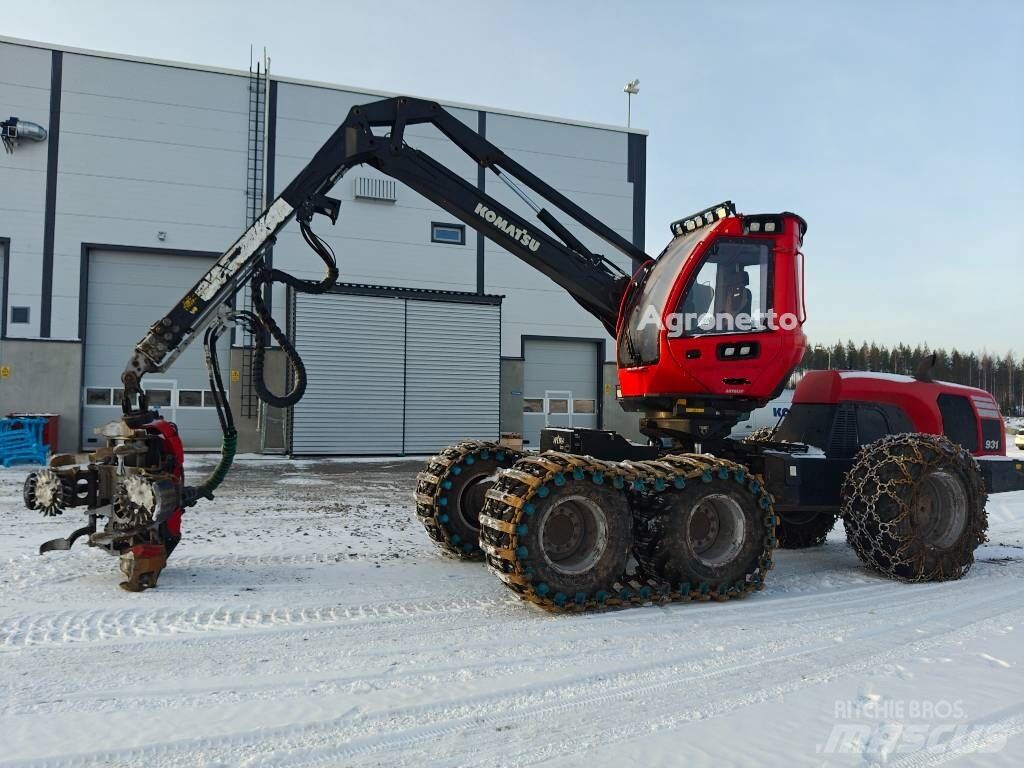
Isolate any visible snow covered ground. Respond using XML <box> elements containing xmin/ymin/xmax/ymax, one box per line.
<box><xmin>2</xmin><ymin>448</ymin><xmax>1023</xmax><ymax>767</ymax></box>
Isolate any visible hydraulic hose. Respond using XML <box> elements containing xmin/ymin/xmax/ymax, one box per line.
<box><xmin>184</xmin><ymin>218</ymin><xmax>337</xmax><ymax>506</ymax></box>
<box><xmin>249</xmin><ymin>220</ymin><xmax>338</xmax><ymax>408</ymax></box>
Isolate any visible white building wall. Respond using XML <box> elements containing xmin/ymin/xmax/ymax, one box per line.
<box><xmin>270</xmin><ymin>82</ymin><xmax>480</xmax><ymax>298</ymax></box>
<box><xmin>0</xmin><ymin>36</ymin><xmax>644</xmax><ymax>444</ymax></box>
<box><xmin>0</xmin><ymin>41</ymin><xmax>51</xmax><ymax>338</ymax></box>
<box><xmin>51</xmin><ymin>53</ymin><xmax>250</xmax><ymax>339</ymax></box>
<box><xmin>483</xmin><ymin>114</ymin><xmax>637</xmax><ymax>360</ymax></box>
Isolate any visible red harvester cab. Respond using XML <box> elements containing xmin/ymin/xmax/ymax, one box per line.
<box><xmin>616</xmin><ymin>202</ymin><xmax>808</xmax><ymax>444</ymax></box>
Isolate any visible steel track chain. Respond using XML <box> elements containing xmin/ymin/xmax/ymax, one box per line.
<box><xmin>414</xmin><ymin>440</ymin><xmax>524</xmax><ymax>560</ymax></box>
<box><xmin>478</xmin><ymin>451</ymin><xmax>778</xmax><ymax>612</ymax></box>
<box><xmin>841</xmin><ymin>433</ymin><xmax>988</xmax><ymax>582</ymax></box>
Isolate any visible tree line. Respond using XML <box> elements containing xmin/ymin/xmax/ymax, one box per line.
<box><xmin>798</xmin><ymin>341</ymin><xmax>1024</xmax><ymax>417</ymax></box>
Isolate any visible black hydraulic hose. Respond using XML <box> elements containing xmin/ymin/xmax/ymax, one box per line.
<box><xmin>184</xmin><ymin>218</ymin><xmax>337</xmax><ymax>507</ymax></box>
<box><xmin>249</xmin><ymin>220</ymin><xmax>338</xmax><ymax>409</ymax></box>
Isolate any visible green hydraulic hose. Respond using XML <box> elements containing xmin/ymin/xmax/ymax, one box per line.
<box><xmin>189</xmin><ymin>430</ymin><xmax>238</xmax><ymax>504</ymax></box>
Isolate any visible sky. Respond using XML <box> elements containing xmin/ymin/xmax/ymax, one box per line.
<box><xmin>6</xmin><ymin>0</ymin><xmax>1023</xmax><ymax>357</ymax></box>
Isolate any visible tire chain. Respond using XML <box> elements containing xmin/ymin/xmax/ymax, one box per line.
<box><xmin>478</xmin><ymin>451</ymin><xmax>778</xmax><ymax>612</ymax></box>
<box><xmin>414</xmin><ymin>440</ymin><xmax>524</xmax><ymax>560</ymax></box>
<box><xmin>841</xmin><ymin>433</ymin><xmax>988</xmax><ymax>582</ymax></box>
<box><xmin>744</xmin><ymin>426</ymin><xmax>779</xmax><ymax>444</ymax></box>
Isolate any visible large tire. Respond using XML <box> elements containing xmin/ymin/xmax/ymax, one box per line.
<box><xmin>775</xmin><ymin>511</ymin><xmax>836</xmax><ymax>549</ymax></box>
<box><xmin>842</xmin><ymin>433</ymin><xmax>987</xmax><ymax>582</ymax></box>
<box><xmin>415</xmin><ymin>441</ymin><xmax>522</xmax><ymax>560</ymax></box>
<box><xmin>514</xmin><ymin>481</ymin><xmax>633</xmax><ymax>601</ymax></box>
<box><xmin>634</xmin><ymin>469</ymin><xmax>776</xmax><ymax>595</ymax></box>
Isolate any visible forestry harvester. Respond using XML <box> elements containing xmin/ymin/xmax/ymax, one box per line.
<box><xmin>22</xmin><ymin>97</ymin><xmax>1024</xmax><ymax>602</ymax></box>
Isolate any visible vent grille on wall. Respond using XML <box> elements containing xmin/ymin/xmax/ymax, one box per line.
<box><xmin>354</xmin><ymin>176</ymin><xmax>398</xmax><ymax>202</ymax></box>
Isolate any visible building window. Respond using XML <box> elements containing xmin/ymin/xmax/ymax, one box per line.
<box><xmin>573</xmin><ymin>399</ymin><xmax>596</xmax><ymax>414</ymax></box>
<box><xmin>85</xmin><ymin>388</ymin><xmax>112</xmax><ymax>406</ymax></box>
<box><xmin>147</xmin><ymin>389</ymin><xmax>172</xmax><ymax>407</ymax></box>
<box><xmin>431</xmin><ymin>222</ymin><xmax>465</xmax><ymax>245</ymax></box>
<box><xmin>11</xmin><ymin>306</ymin><xmax>29</xmax><ymax>324</ymax></box>
<box><xmin>523</xmin><ymin>398</ymin><xmax>544</xmax><ymax>413</ymax></box>
<box><xmin>179</xmin><ymin>390</ymin><xmax>203</xmax><ymax>408</ymax></box>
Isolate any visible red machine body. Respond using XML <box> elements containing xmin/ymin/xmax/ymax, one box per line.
<box><xmin>145</xmin><ymin>418</ymin><xmax>185</xmax><ymax>537</ymax></box>
<box><xmin>792</xmin><ymin>370</ymin><xmax>1008</xmax><ymax>457</ymax></box>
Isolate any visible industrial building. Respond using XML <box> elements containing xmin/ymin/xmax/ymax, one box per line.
<box><xmin>0</xmin><ymin>36</ymin><xmax>647</xmax><ymax>455</ymax></box>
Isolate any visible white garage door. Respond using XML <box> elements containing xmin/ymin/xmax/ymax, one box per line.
<box><xmin>82</xmin><ymin>249</ymin><xmax>227</xmax><ymax>450</ymax></box>
<box><xmin>291</xmin><ymin>291</ymin><xmax>500</xmax><ymax>455</ymax></box>
<box><xmin>522</xmin><ymin>338</ymin><xmax>600</xmax><ymax>448</ymax></box>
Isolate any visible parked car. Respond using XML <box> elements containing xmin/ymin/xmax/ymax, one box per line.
<box><xmin>1016</xmin><ymin>431</ymin><xmax>1024</xmax><ymax>450</ymax></box>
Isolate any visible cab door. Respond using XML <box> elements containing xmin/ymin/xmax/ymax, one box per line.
<box><xmin>665</xmin><ymin>237</ymin><xmax>790</xmax><ymax>400</ymax></box>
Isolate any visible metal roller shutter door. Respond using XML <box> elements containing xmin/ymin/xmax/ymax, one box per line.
<box><xmin>291</xmin><ymin>294</ymin><xmax>405</xmax><ymax>455</ymax></box>
<box><xmin>82</xmin><ymin>249</ymin><xmax>226</xmax><ymax>450</ymax></box>
<box><xmin>291</xmin><ymin>293</ymin><xmax>499</xmax><ymax>455</ymax></box>
<box><xmin>404</xmin><ymin>301</ymin><xmax>500</xmax><ymax>453</ymax></box>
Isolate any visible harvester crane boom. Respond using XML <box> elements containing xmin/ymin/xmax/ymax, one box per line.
<box><xmin>122</xmin><ymin>96</ymin><xmax>649</xmax><ymax>410</ymax></box>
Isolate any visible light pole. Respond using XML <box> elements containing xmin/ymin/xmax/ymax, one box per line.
<box><xmin>814</xmin><ymin>343</ymin><xmax>832</xmax><ymax>370</ymax></box>
<box><xmin>624</xmin><ymin>79</ymin><xmax>639</xmax><ymax>129</ymax></box>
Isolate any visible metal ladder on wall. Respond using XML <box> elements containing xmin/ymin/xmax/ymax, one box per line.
<box><xmin>239</xmin><ymin>49</ymin><xmax>267</xmax><ymax>421</ymax></box>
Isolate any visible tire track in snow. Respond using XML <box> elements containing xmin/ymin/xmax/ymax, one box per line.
<box><xmin>0</xmin><ymin>594</ymin><xmax>516</xmax><ymax>648</ymax></box>
<box><xmin>0</xmin><ymin>549</ymin><xmax>412</xmax><ymax>592</ymax></box>
<box><xmin>4</xmin><ymin>557</ymin><xmax>1018</xmax><ymax>650</ymax></box>
<box><xmin>323</xmin><ymin>596</ymin><xmax>1024</xmax><ymax>768</ymax></box>
<box><xmin>5</xmin><ymin>579</ymin><xmax>1019</xmax><ymax>768</ymax></box>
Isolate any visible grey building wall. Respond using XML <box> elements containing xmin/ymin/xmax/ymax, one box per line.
<box><xmin>600</xmin><ymin>362</ymin><xmax>644</xmax><ymax>443</ymax></box>
<box><xmin>229</xmin><ymin>347</ymin><xmax>288</xmax><ymax>453</ymax></box>
<box><xmin>0</xmin><ymin>35</ymin><xmax>646</xmax><ymax>451</ymax></box>
<box><xmin>0</xmin><ymin>42</ymin><xmax>50</xmax><ymax>338</ymax></box>
<box><xmin>0</xmin><ymin>339</ymin><xmax>81</xmax><ymax>450</ymax></box>
<box><xmin>52</xmin><ymin>53</ymin><xmax>250</xmax><ymax>339</ymax></box>
<box><xmin>484</xmin><ymin>115</ymin><xmax>638</xmax><ymax>361</ymax></box>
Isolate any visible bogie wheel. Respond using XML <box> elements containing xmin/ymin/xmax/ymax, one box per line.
<box><xmin>634</xmin><ymin>470</ymin><xmax>776</xmax><ymax>595</ymax></box>
<box><xmin>479</xmin><ymin>454</ymin><xmax>633</xmax><ymax>609</ymax></box>
<box><xmin>415</xmin><ymin>441</ymin><xmax>522</xmax><ymax>560</ymax></box>
<box><xmin>775</xmin><ymin>511</ymin><xmax>836</xmax><ymax>549</ymax></box>
<box><xmin>516</xmin><ymin>483</ymin><xmax>632</xmax><ymax>600</ymax></box>
<box><xmin>841</xmin><ymin>433</ymin><xmax>987</xmax><ymax>582</ymax></box>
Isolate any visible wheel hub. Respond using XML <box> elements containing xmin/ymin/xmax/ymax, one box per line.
<box><xmin>458</xmin><ymin>470</ymin><xmax>500</xmax><ymax>530</ymax></box>
<box><xmin>912</xmin><ymin>470</ymin><xmax>968</xmax><ymax>549</ymax></box>
<box><xmin>538</xmin><ymin>495</ymin><xmax>609</xmax><ymax>576</ymax></box>
<box><xmin>686</xmin><ymin>494</ymin><xmax>746</xmax><ymax>568</ymax></box>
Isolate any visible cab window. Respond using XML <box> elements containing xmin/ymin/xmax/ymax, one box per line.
<box><xmin>675</xmin><ymin>239</ymin><xmax>772</xmax><ymax>336</ymax></box>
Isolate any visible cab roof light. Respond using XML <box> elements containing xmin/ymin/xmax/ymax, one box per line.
<box><xmin>743</xmin><ymin>214</ymin><xmax>783</xmax><ymax>237</ymax></box>
<box><xmin>669</xmin><ymin>200</ymin><xmax>736</xmax><ymax>237</ymax></box>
